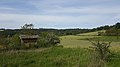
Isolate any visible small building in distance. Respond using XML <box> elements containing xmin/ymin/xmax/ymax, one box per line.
<box><xmin>19</xmin><ymin>35</ymin><xmax>39</xmax><ymax>46</ymax></box>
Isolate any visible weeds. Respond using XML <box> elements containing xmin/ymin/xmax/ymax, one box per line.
<box><xmin>87</xmin><ymin>38</ymin><xmax>112</xmax><ymax>67</ymax></box>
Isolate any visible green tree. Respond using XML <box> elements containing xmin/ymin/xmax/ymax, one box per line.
<box><xmin>115</xmin><ymin>22</ymin><xmax>120</xmax><ymax>29</ymax></box>
<box><xmin>20</xmin><ymin>24</ymin><xmax>37</xmax><ymax>35</ymax></box>
<box><xmin>21</xmin><ymin>24</ymin><xmax>34</xmax><ymax>29</ymax></box>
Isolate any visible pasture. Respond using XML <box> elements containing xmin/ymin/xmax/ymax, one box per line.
<box><xmin>59</xmin><ymin>35</ymin><xmax>120</xmax><ymax>50</ymax></box>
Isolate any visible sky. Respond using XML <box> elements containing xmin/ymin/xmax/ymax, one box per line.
<box><xmin>0</xmin><ymin>0</ymin><xmax>120</xmax><ymax>29</ymax></box>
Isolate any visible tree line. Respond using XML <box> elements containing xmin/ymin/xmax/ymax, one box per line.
<box><xmin>1</xmin><ymin>22</ymin><xmax>120</xmax><ymax>37</ymax></box>
<box><xmin>97</xmin><ymin>22</ymin><xmax>120</xmax><ymax>36</ymax></box>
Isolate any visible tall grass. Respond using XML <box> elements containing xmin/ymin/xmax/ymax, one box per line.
<box><xmin>0</xmin><ymin>47</ymin><xmax>120</xmax><ymax>67</ymax></box>
<box><xmin>0</xmin><ymin>47</ymin><xmax>90</xmax><ymax>67</ymax></box>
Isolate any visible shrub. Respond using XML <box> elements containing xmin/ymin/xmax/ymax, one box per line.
<box><xmin>88</xmin><ymin>39</ymin><xmax>111</xmax><ymax>61</ymax></box>
<box><xmin>37</xmin><ymin>32</ymin><xmax>60</xmax><ymax>48</ymax></box>
<box><xmin>9</xmin><ymin>34</ymin><xmax>21</xmax><ymax>50</ymax></box>
<box><xmin>87</xmin><ymin>39</ymin><xmax>112</xmax><ymax>67</ymax></box>
<box><xmin>0</xmin><ymin>35</ymin><xmax>10</xmax><ymax>50</ymax></box>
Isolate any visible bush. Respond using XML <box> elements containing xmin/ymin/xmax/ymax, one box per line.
<box><xmin>0</xmin><ymin>35</ymin><xmax>10</xmax><ymax>50</ymax></box>
<box><xmin>0</xmin><ymin>32</ymin><xmax>60</xmax><ymax>50</ymax></box>
<box><xmin>87</xmin><ymin>39</ymin><xmax>112</xmax><ymax>67</ymax></box>
<box><xmin>9</xmin><ymin>34</ymin><xmax>21</xmax><ymax>50</ymax></box>
<box><xmin>37</xmin><ymin>32</ymin><xmax>60</xmax><ymax>48</ymax></box>
<box><xmin>88</xmin><ymin>39</ymin><xmax>111</xmax><ymax>61</ymax></box>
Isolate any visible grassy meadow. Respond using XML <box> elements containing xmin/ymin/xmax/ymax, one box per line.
<box><xmin>1</xmin><ymin>47</ymin><xmax>120</xmax><ymax>67</ymax></box>
<box><xmin>59</xmin><ymin>35</ymin><xmax>93</xmax><ymax>48</ymax></box>
<box><xmin>59</xmin><ymin>35</ymin><xmax>120</xmax><ymax>49</ymax></box>
<box><xmin>0</xmin><ymin>47</ymin><xmax>90</xmax><ymax>67</ymax></box>
<box><xmin>1</xmin><ymin>31</ymin><xmax>120</xmax><ymax>67</ymax></box>
<box><xmin>1</xmin><ymin>46</ymin><xmax>120</xmax><ymax>67</ymax></box>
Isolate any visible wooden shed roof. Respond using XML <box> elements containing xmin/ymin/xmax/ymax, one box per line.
<box><xmin>19</xmin><ymin>35</ymin><xmax>39</xmax><ymax>39</ymax></box>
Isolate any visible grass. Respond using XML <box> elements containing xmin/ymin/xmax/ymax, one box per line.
<box><xmin>0</xmin><ymin>47</ymin><xmax>90</xmax><ymax>67</ymax></box>
<box><xmin>0</xmin><ymin>47</ymin><xmax>120</xmax><ymax>67</ymax></box>
<box><xmin>59</xmin><ymin>35</ymin><xmax>120</xmax><ymax>49</ymax></box>
<box><xmin>1</xmin><ymin>31</ymin><xmax>120</xmax><ymax>67</ymax></box>
<box><xmin>59</xmin><ymin>35</ymin><xmax>95</xmax><ymax>48</ymax></box>
<box><xmin>80</xmin><ymin>36</ymin><xmax>120</xmax><ymax>42</ymax></box>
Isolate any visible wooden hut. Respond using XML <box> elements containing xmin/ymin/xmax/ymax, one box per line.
<box><xmin>19</xmin><ymin>35</ymin><xmax>39</xmax><ymax>47</ymax></box>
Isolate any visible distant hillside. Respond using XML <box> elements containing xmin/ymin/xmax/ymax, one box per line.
<box><xmin>0</xmin><ymin>22</ymin><xmax>120</xmax><ymax>37</ymax></box>
<box><xmin>78</xmin><ymin>22</ymin><xmax>120</xmax><ymax>36</ymax></box>
<box><xmin>78</xmin><ymin>30</ymin><xmax>105</xmax><ymax>36</ymax></box>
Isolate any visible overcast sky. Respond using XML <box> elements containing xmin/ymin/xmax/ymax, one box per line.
<box><xmin>0</xmin><ymin>0</ymin><xmax>120</xmax><ymax>29</ymax></box>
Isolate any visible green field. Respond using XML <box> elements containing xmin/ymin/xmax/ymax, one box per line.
<box><xmin>59</xmin><ymin>35</ymin><xmax>93</xmax><ymax>48</ymax></box>
<box><xmin>1</xmin><ymin>47</ymin><xmax>120</xmax><ymax>67</ymax></box>
<box><xmin>59</xmin><ymin>35</ymin><xmax>120</xmax><ymax>50</ymax></box>
<box><xmin>0</xmin><ymin>47</ymin><xmax>91</xmax><ymax>67</ymax></box>
<box><xmin>1</xmin><ymin>31</ymin><xmax>120</xmax><ymax>67</ymax></box>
